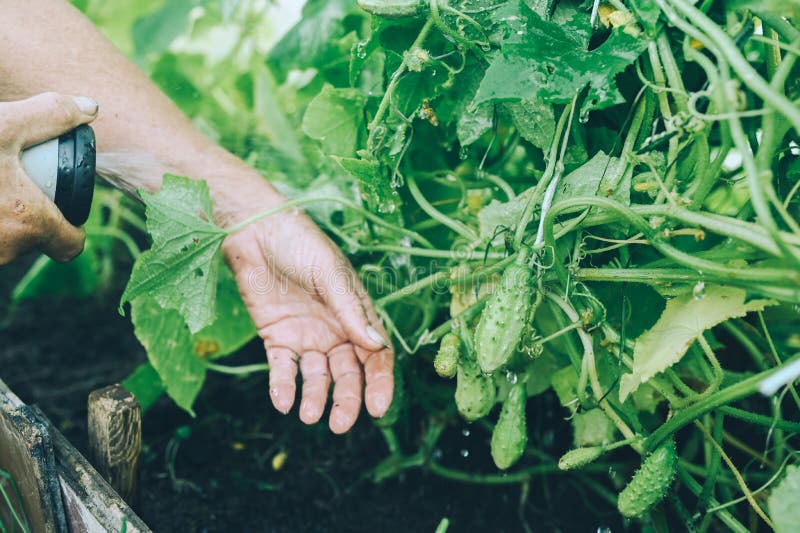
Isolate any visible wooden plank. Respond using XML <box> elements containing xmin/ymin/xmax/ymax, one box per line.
<box><xmin>87</xmin><ymin>384</ymin><xmax>141</xmax><ymax>505</ymax></box>
<box><xmin>0</xmin><ymin>379</ymin><xmax>67</xmax><ymax>533</ymax></box>
<box><xmin>31</xmin><ymin>408</ymin><xmax>151</xmax><ymax>533</ymax></box>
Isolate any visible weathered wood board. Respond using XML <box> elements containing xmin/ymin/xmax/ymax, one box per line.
<box><xmin>0</xmin><ymin>379</ymin><xmax>67</xmax><ymax>533</ymax></box>
<box><xmin>31</xmin><ymin>407</ymin><xmax>151</xmax><ymax>533</ymax></box>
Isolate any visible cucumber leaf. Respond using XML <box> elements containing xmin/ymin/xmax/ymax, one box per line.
<box><xmin>302</xmin><ymin>84</ymin><xmax>366</xmax><ymax>157</ymax></box>
<box><xmin>120</xmin><ymin>175</ymin><xmax>226</xmax><ymax>333</ymax></box>
<box><xmin>131</xmin><ymin>295</ymin><xmax>206</xmax><ymax>416</ymax></box>
<box><xmin>474</xmin><ymin>2</ymin><xmax>647</xmax><ymax>114</ymax></box>
<box><xmin>769</xmin><ymin>464</ymin><xmax>800</xmax><ymax>533</ymax></box>
<box><xmin>129</xmin><ymin>266</ymin><xmax>257</xmax><ymax>415</ymax></box>
<box><xmin>122</xmin><ymin>363</ymin><xmax>165</xmax><ymax>413</ymax></box>
<box><xmin>619</xmin><ymin>286</ymin><xmax>777</xmax><ymax>401</ymax></box>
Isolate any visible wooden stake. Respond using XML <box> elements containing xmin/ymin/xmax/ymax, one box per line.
<box><xmin>87</xmin><ymin>384</ymin><xmax>141</xmax><ymax>505</ymax></box>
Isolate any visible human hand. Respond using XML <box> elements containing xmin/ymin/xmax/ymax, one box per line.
<box><xmin>0</xmin><ymin>92</ymin><xmax>97</xmax><ymax>264</ymax></box>
<box><xmin>221</xmin><ymin>191</ymin><xmax>394</xmax><ymax>434</ymax></box>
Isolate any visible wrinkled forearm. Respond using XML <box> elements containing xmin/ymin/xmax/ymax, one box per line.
<box><xmin>0</xmin><ymin>0</ymin><xmax>285</xmax><ymax>226</ymax></box>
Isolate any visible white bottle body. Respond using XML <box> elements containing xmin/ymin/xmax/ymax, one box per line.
<box><xmin>20</xmin><ymin>139</ymin><xmax>59</xmax><ymax>201</ymax></box>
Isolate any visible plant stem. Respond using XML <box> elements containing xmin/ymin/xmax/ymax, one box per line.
<box><xmin>693</xmin><ymin>420</ymin><xmax>774</xmax><ymax>529</ymax></box>
<box><xmin>406</xmin><ymin>174</ymin><xmax>478</xmax><ymax>241</ymax></box>
<box><xmin>367</xmin><ymin>18</ymin><xmax>435</xmax><ymax>133</ymax></box>
<box><xmin>225</xmin><ymin>195</ymin><xmax>432</xmax><ymax>248</ymax></box>
<box><xmin>513</xmin><ymin>104</ymin><xmax>572</xmax><ymax>249</ymax></box>
<box><xmin>202</xmin><ymin>362</ymin><xmax>270</xmax><ymax>375</ymax></box>
<box><xmin>659</xmin><ymin>0</ymin><xmax>800</xmax><ymax>132</ymax></box>
<box><xmin>546</xmin><ymin>292</ymin><xmax>638</xmax><ymax>445</ymax></box>
<box><xmin>678</xmin><ymin>467</ymin><xmax>750</xmax><ymax>533</ymax></box>
<box><xmin>645</xmin><ymin>353</ymin><xmax>800</xmax><ymax>450</ymax></box>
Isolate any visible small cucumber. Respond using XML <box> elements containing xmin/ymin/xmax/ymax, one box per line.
<box><xmin>558</xmin><ymin>446</ymin><xmax>604</xmax><ymax>471</ymax></box>
<box><xmin>617</xmin><ymin>439</ymin><xmax>678</xmax><ymax>518</ymax></box>
<box><xmin>434</xmin><ymin>332</ymin><xmax>460</xmax><ymax>378</ymax></box>
<box><xmin>374</xmin><ymin>356</ymin><xmax>405</xmax><ymax>427</ymax></box>
<box><xmin>455</xmin><ymin>357</ymin><xmax>496</xmax><ymax>421</ymax></box>
<box><xmin>490</xmin><ymin>381</ymin><xmax>528</xmax><ymax>470</ymax></box>
<box><xmin>357</xmin><ymin>0</ymin><xmax>427</xmax><ymax>19</ymax></box>
<box><xmin>474</xmin><ymin>248</ymin><xmax>534</xmax><ymax>374</ymax></box>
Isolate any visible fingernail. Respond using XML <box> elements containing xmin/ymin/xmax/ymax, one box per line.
<box><xmin>366</xmin><ymin>325</ymin><xmax>389</xmax><ymax>348</ymax></box>
<box><xmin>73</xmin><ymin>96</ymin><xmax>99</xmax><ymax>116</ymax></box>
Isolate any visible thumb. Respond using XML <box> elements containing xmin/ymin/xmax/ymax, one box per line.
<box><xmin>2</xmin><ymin>92</ymin><xmax>97</xmax><ymax>150</ymax></box>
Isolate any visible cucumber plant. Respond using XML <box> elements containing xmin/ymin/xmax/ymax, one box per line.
<box><xmin>25</xmin><ymin>0</ymin><xmax>800</xmax><ymax>529</ymax></box>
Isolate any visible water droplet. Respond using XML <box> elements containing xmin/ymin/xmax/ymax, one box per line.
<box><xmin>461</xmin><ymin>428</ymin><xmax>471</xmax><ymax>437</ymax></box>
<box><xmin>480</xmin><ymin>43</ymin><xmax>491</xmax><ymax>52</ymax></box>
<box><xmin>433</xmin><ymin>448</ymin><xmax>443</xmax><ymax>460</ymax></box>
<box><xmin>579</xmin><ymin>110</ymin><xmax>590</xmax><ymax>124</ymax></box>
<box><xmin>516</xmin><ymin>29</ymin><xmax>524</xmax><ymax>35</ymax></box>
<box><xmin>693</xmin><ymin>281</ymin><xmax>706</xmax><ymax>300</ymax></box>
<box><xmin>460</xmin><ymin>449</ymin><xmax>469</xmax><ymax>458</ymax></box>
<box><xmin>356</xmin><ymin>41</ymin><xmax>368</xmax><ymax>59</ymax></box>
<box><xmin>505</xmin><ymin>370</ymin><xmax>518</xmax><ymax>384</ymax></box>
<box><xmin>458</xmin><ymin>146</ymin><xmax>469</xmax><ymax>160</ymax></box>
<box><xmin>378</xmin><ymin>202</ymin><xmax>397</xmax><ymax>214</ymax></box>
<box><xmin>596</xmin><ymin>527</ymin><xmax>612</xmax><ymax>533</ymax></box>
<box><xmin>608</xmin><ymin>467</ymin><xmax>617</xmax><ymax>480</ymax></box>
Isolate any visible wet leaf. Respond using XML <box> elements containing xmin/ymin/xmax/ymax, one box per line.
<box><xmin>474</xmin><ymin>2</ymin><xmax>647</xmax><ymax>114</ymax></box>
<box><xmin>120</xmin><ymin>175</ymin><xmax>226</xmax><ymax>334</ymax></box>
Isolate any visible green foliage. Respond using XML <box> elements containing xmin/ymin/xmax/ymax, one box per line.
<box><xmin>45</xmin><ymin>0</ymin><xmax>800</xmax><ymax>528</ymax></box>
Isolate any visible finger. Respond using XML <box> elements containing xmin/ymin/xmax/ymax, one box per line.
<box><xmin>8</xmin><ymin>168</ymin><xmax>85</xmax><ymax>262</ymax></box>
<box><xmin>266</xmin><ymin>345</ymin><xmax>298</xmax><ymax>414</ymax></box>
<box><xmin>1</xmin><ymin>92</ymin><xmax>97</xmax><ymax>150</ymax></box>
<box><xmin>360</xmin><ymin>347</ymin><xmax>394</xmax><ymax>418</ymax></box>
<box><xmin>298</xmin><ymin>351</ymin><xmax>330</xmax><ymax>425</ymax></box>
<box><xmin>35</xmin><ymin>194</ymin><xmax>86</xmax><ymax>261</ymax></box>
<box><xmin>328</xmin><ymin>344</ymin><xmax>363</xmax><ymax>434</ymax></box>
<box><xmin>316</xmin><ymin>251</ymin><xmax>387</xmax><ymax>352</ymax></box>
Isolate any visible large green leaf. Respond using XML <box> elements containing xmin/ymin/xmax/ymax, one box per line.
<box><xmin>474</xmin><ymin>2</ymin><xmax>647</xmax><ymax>114</ymax></box>
<box><xmin>619</xmin><ymin>286</ymin><xmax>777</xmax><ymax>401</ymax></box>
<box><xmin>120</xmin><ymin>175</ymin><xmax>226</xmax><ymax>333</ymax></box>
<box><xmin>127</xmin><ymin>266</ymin><xmax>257</xmax><ymax>415</ymax></box>
<box><xmin>122</xmin><ymin>363</ymin><xmax>165</xmax><ymax>413</ymax></box>
<box><xmin>302</xmin><ymin>85</ymin><xmax>366</xmax><ymax>157</ymax></box>
<box><xmin>131</xmin><ymin>295</ymin><xmax>206</xmax><ymax>415</ymax></box>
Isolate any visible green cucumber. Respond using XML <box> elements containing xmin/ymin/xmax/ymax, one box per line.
<box><xmin>357</xmin><ymin>0</ymin><xmax>427</xmax><ymax>19</ymax></box>
<box><xmin>490</xmin><ymin>381</ymin><xmax>528</xmax><ymax>470</ymax></box>
<box><xmin>455</xmin><ymin>357</ymin><xmax>496</xmax><ymax>421</ymax></box>
<box><xmin>474</xmin><ymin>248</ymin><xmax>534</xmax><ymax>374</ymax></box>
<box><xmin>558</xmin><ymin>446</ymin><xmax>604</xmax><ymax>471</ymax></box>
<box><xmin>617</xmin><ymin>439</ymin><xmax>678</xmax><ymax>517</ymax></box>
<box><xmin>434</xmin><ymin>332</ymin><xmax>460</xmax><ymax>378</ymax></box>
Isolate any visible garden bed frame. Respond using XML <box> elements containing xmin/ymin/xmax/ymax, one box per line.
<box><xmin>0</xmin><ymin>379</ymin><xmax>149</xmax><ymax>532</ymax></box>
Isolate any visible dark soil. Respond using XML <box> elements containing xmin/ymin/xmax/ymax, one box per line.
<box><xmin>1</xmin><ymin>257</ymin><xmax>621</xmax><ymax>533</ymax></box>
